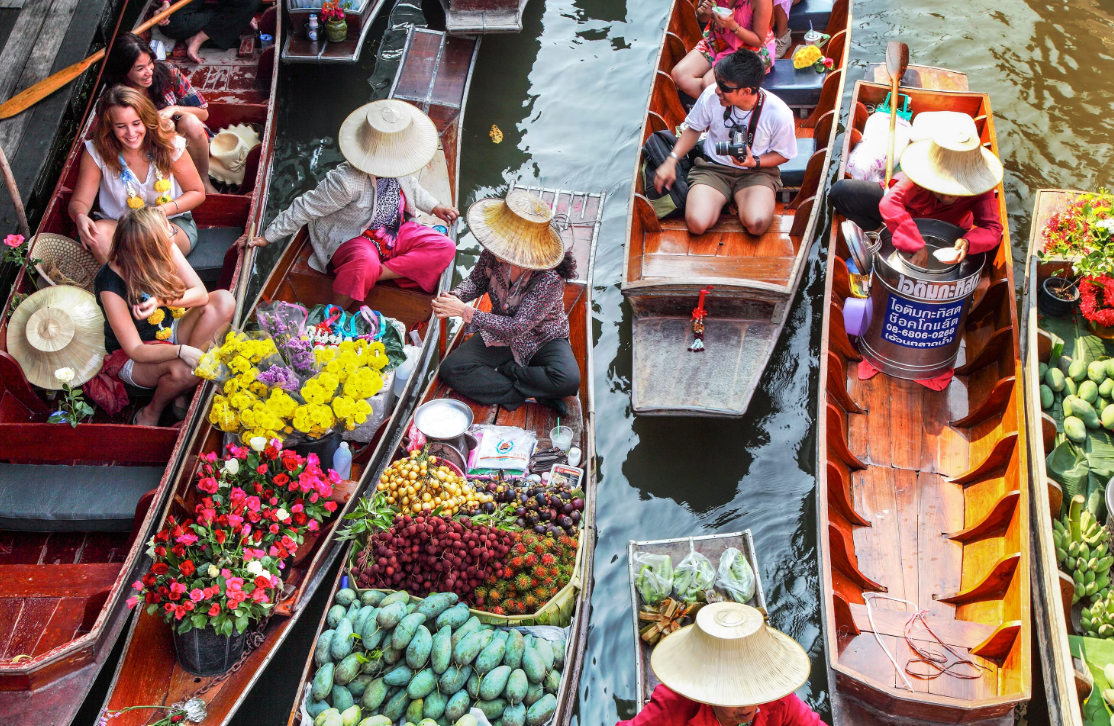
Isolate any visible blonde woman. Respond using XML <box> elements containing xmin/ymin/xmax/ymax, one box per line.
<box><xmin>69</xmin><ymin>86</ymin><xmax>206</xmax><ymax>263</ymax></box>
<box><xmin>95</xmin><ymin>207</ymin><xmax>234</xmax><ymax>427</ymax></box>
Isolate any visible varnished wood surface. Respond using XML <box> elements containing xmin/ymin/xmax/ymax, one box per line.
<box><xmin>817</xmin><ymin>77</ymin><xmax>1030</xmax><ymax>724</ymax></box>
<box><xmin>439</xmin><ymin>0</ymin><xmax>531</xmax><ymax>34</ymax></box>
<box><xmin>283</xmin><ymin>0</ymin><xmax>391</xmax><ymax>64</ymax></box>
<box><xmin>867</xmin><ymin>64</ymin><xmax>970</xmax><ymax>92</ymax></box>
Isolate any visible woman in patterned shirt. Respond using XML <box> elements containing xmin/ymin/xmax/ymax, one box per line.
<box><xmin>433</xmin><ymin>191</ymin><xmax>581</xmax><ymax>417</ymax></box>
<box><xmin>106</xmin><ymin>33</ymin><xmax>216</xmax><ymax>193</ymax></box>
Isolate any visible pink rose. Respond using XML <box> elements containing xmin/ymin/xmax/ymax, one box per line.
<box><xmin>3</xmin><ymin>234</ymin><xmax>24</xmax><ymax>248</ymax></box>
<box><xmin>190</xmin><ymin>588</ymin><xmax>205</xmax><ymax>602</ymax></box>
<box><xmin>323</xmin><ymin>501</ymin><xmax>337</xmax><ymax>513</ymax></box>
<box><xmin>197</xmin><ymin>477</ymin><xmax>218</xmax><ymax>494</ymax></box>
<box><xmin>175</xmin><ymin>533</ymin><xmax>198</xmax><ymax>546</ymax></box>
<box><xmin>307</xmin><ymin>520</ymin><xmax>319</xmax><ymax>532</ymax></box>
<box><xmin>126</xmin><ymin>595</ymin><xmax>140</xmax><ymax>609</ymax></box>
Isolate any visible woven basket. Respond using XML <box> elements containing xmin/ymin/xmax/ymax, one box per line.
<box><xmin>31</xmin><ymin>234</ymin><xmax>98</xmax><ymax>293</ymax></box>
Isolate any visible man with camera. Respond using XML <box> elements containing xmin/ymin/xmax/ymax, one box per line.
<box><xmin>654</xmin><ymin>49</ymin><xmax>797</xmax><ymax>237</ymax></box>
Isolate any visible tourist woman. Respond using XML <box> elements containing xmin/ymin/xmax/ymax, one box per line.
<box><xmin>250</xmin><ymin>99</ymin><xmax>458</xmax><ymax>305</ymax></box>
<box><xmin>673</xmin><ymin>0</ymin><xmax>776</xmax><ymax>98</ymax></box>
<box><xmin>105</xmin><ymin>33</ymin><xmax>216</xmax><ymax>193</ymax></box>
<box><xmin>69</xmin><ymin>86</ymin><xmax>206</xmax><ymax>263</ymax></box>
<box><xmin>616</xmin><ymin>602</ymin><xmax>821</xmax><ymax>726</ymax></box>
<box><xmin>94</xmin><ymin>207</ymin><xmax>234</xmax><ymax>427</ymax></box>
<box><xmin>432</xmin><ymin>190</ymin><xmax>581</xmax><ymax>417</ymax></box>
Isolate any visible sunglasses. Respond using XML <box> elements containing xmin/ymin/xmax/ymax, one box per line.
<box><xmin>716</xmin><ymin>80</ymin><xmax>754</xmax><ymax>95</ymax></box>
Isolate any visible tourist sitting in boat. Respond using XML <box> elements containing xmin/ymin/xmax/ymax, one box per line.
<box><xmin>432</xmin><ymin>191</ymin><xmax>580</xmax><ymax>418</ymax></box>
<box><xmin>105</xmin><ymin>33</ymin><xmax>217</xmax><ymax>194</ymax></box>
<box><xmin>68</xmin><ymin>86</ymin><xmax>206</xmax><ymax>264</ymax></box>
<box><xmin>828</xmin><ymin>113</ymin><xmax>1004</xmax><ymax>265</ymax></box>
<box><xmin>95</xmin><ymin>207</ymin><xmax>235</xmax><ymax>427</ymax></box>
<box><xmin>773</xmin><ymin>0</ymin><xmax>802</xmax><ymax>58</ymax></box>
<box><xmin>672</xmin><ymin>0</ymin><xmax>775</xmax><ymax>98</ymax></box>
<box><xmin>655</xmin><ymin>49</ymin><xmax>797</xmax><ymax>237</ymax></box>
<box><xmin>617</xmin><ymin>602</ymin><xmax>821</xmax><ymax>726</ymax></box>
<box><xmin>249</xmin><ymin>99</ymin><xmax>458</xmax><ymax>306</ymax></box>
<box><xmin>154</xmin><ymin>0</ymin><xmax>262</xmax><ymax>65</ymax></box>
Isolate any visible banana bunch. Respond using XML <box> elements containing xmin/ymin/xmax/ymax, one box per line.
<box><xmin>1054</xmin><ymin>495</ymin><xmax>1113</xmax><ymax>606</ymax></box>
<box><xmin>1082</xmin><ymin>589</ymin><xmax>1114</xmax><ymax>638</ymax></box>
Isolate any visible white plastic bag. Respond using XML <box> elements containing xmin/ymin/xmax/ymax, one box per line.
<box><xmin>343</xmin><ymin>368</ymin><xmax>395</xmax><ymax>444</ymax></box>
<box><xmin>846</xmin><ymin>110</ymin><xmax>911</xmax><ymax>183</ymax></box>
<box><xmin>470</xmin><ymin>425</ymin><xmax>537</xmax><ymax>472</ymax></box>
<box><xmin>673</xmin><ymin>545</ymin><xmax>715</xmax><ymax>602</ymax></box>
<box><xmin>716</xmin><ymin>547</ymin><xmax>756</xmax><ymax>603</ymax></box>
<box><xmin>633</xmin><ymin>552</ymin><xmax>673</xmax><ymax>606</ymax></box>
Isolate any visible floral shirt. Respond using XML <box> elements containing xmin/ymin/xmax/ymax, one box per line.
<box><xmin>452</xmin><ymin>250</ymin><xmax>569</xmax><ymax>366</ymax></box>
<box><xmin>160</xmin><ymin>66</ymin><xmax>207</xmax><ymax>110</ymax></box>
<box><xmin>617</xmin><ymin>685</ymin><xmax>822</xmax><ymax>726</ymax></box>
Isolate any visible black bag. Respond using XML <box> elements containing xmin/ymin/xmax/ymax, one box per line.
<box><xmin>641</xmin><ymin>130</ymin><xmax>693</xmax><ymax>219</ymax></box>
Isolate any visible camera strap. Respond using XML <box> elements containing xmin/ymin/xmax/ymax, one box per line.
<box><xmin>724</xmin><ymin>89</ymin><xmax>766</xmax><ymax>151</ymax></box>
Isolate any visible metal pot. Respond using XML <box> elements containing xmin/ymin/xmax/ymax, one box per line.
<box><xmin>414</xmin><ymin>399</ymin><xmax>477</xmax><ymax>467</ymax></box>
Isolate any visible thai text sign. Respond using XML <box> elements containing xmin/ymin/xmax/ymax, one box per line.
<box><xmin>881</xmin><ymin>297</ymin><xmax>965</xmax><ymax>349</ymax></box>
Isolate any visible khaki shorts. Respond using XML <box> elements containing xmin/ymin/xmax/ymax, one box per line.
<box><xmin>688</xmin><ymin>157</ymin><xmax>782</xmax><ymax>199</ymax></box>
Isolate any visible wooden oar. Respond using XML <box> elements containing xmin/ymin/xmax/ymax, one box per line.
<box><xmin>233</xmin><ymin>222</ymin><xmax>257</xmax><ymax>326</ymax></box>
<box><xmin>0</xmin><ymin>0</ymin><xmax>199</xmax><ymax>121</ymax></box>
<box><xmin>883</xmin><ymin>41</ymin><xmax>910</xmax><ymax>187</ymax></box>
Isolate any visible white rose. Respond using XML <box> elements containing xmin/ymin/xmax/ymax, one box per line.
<box><xmin>224</xmin><ymin>458</ymin><xmax>240</xmax><ymax>476</ymax></box>
<box><xmin>246</xmin><ymin>560</ymin><xmax>264</xmax><ymax>576</ymax></box>
<box><xmin>54</xmin><ymin>367</ymin><xmax>75</xmax><ymax>384</ymax></box>
<box><xmin>276</xmin><ymin>507</ymin><xmax>289</xmax><ymax>522</ymax></box>
<box><xmin>250</xmin><ymin>437</ymin><xmax>267</xmax><ymax>452</ymax></box>
<box><xmin>207</xmin><ymin>564</ymin><xmax>219</xmax><ymax>578</ymax></box>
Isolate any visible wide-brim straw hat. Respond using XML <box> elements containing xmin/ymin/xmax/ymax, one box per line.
<box><xmin>338</xmin><ymin>99</ymin><xmax>438</xmax><ymax>178</ymax></box>
<box><xmin>900</xmin><ymin>112</ymin><xmax>1004</xmax><ymax>197</ymax></box>
<box><xmin>466</xmin><ymin>190</ymin><xmax>565</xmax><ymax>270</ymax></box>
<box><xmin>7</xmin><ymin>285</ymin><xmax>106</xmax><ymax>390</ymax></box>
<box><xmin>209</xmin><ymin>124</ymin><xmax>261</xmax><ymax>186</ymax></box>
<box><xmin>650</xmin><ymin>602</ymin><xmax>811</xmax><ymax>708</ymax></box>
<box><xmin>30</xmin><ymin>233</ymin><xmax>98</xmax><ymax>293</ymax></box>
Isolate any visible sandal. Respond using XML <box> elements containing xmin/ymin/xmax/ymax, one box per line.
<box><xmin>172</xmin><ymin>395</ymin><xmax>189</xmax><ymax>421</ymax></box>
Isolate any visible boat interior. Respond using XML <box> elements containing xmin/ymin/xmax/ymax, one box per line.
<box><xmin>820</xmin><ymin>81</ymin><xmax>1029</xmax><ymax>723</ymax></box>
<box><xmin>283</xmin><ymin>0</ymin><xmax>390</xmax><ymax>64</ymax></box>
<box><xmin>439</xmin><ymin>0</ymin><xmax>531</xmax><ymax>35</ymax></box>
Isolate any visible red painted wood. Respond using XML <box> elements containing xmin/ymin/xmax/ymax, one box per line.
<box><xmin>2</xmin><ymin>598</ymin><xmax>60</xmax><ymax>658</ymax></box>
<box><xmin>0</xmin><ymin>424</ymin><xmax>177</xmax><ymax>463</ymax></box>
<box><xmin>0</xmin><ymin>563</ymin><xmax>122</xmax><ymax>598</ymax></box>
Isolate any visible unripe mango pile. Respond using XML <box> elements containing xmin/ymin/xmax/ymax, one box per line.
<box><xmin>1041</xmin><ymin>355</ymin><xmax>1114</xmax><ymax>441</ymax></box>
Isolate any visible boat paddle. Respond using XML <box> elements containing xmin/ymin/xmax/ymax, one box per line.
<box><xmin>0</xmin><ymin>0</ymin><xmax>199</xmax><ymax>121</ymax></box>
<box><xmin>883</xmin><ymin>41</ymin><xmax>910</xmax><ymax>187</ymax></box>
<box><xmin>233</xmin><ymin>221</ymin><xmax>257</xmax><ymax>327</ymax></box>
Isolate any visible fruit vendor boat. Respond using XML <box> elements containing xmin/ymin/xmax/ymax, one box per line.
<box><xmin>620</xmin><ymin>0</ymin><xmax>851</xmax><ymax>417</ymax></box>
<box><xmin>816</xmin><ymin>68</ymin><xmax>1031</xmax><ymax>725</ymax></box>
<box><xmin>0</xmin><ymin>4</ymin><xmax>281</xmax><ymax>723</ymax></box>
<box><xmin>282</xmin><ymin>184</ymin><xmax>605</xmax><ymax>726</ymax></box>
<box><xmin>95</xmin><ymin>24</ymin><xmax>480</xmax><ymax>726</ymax></box>
<box><xmin>626</xmin><ymin>531</ymin><xmax>766</xmax><ymax>712</ymax></box>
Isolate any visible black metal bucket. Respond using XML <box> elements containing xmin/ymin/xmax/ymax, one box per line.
<box><xmin>1038</xmin><ymin>276</ymin><xmax>1079</xmax><ymax>318</ymax></box>
<box><xmin>172</xmin><ymin>624</ymin><xmax>246</xmax><ymax>676</ymax></box>
<box><xmin>294</xmin><ymin>429</ymin><xmax>343</xmax><ymax>472</ymax></box>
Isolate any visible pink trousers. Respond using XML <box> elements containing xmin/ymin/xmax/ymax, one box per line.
<box><xmin>331</xmin><ymin>221</ymin><xmax>456</xmax><ymax>299</ymax></box>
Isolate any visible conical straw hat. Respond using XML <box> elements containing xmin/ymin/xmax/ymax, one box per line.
<box><xmin>899</xmin><ymin>113</ymin><xmax>1003</xmax><ymax>197</ymax></box>
<box><xmin>650</xmin><ymin>602</ymin><xmax>811</xmax><ymax>707</ymax></box>
<box><xmin>7</xmin><ymin>285</ymin><xmax>106</xmax><ymax>390</ymax></box>
<box><xmin>338</xmin><ymin>99</ymin><xmax>439</xmax><ymax>178</ymax></box>
<box><xmin>466</xmin><ymin>190</ymin><xmax>566</xmax><ymax>270</ymax></box>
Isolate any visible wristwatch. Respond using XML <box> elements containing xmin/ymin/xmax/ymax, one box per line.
<box><xmin>752</xmin><ymin>155</ymin><xmax>762</xmax><ymax>169</ymax></box>
<box><xmin>668</xmin><ymin>151</ymin><xmax>680</xmax><ymax>162</ymax></box>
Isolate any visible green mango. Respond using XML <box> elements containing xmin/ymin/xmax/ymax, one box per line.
<box><xmin>1070</xmin><ymin>360</ymin><xmax>1088</xmax><ymax>382</ymax></box>
<box><xmin>1089</xmin><ymin>361</ymin><xmax>1107</xmax><ymax>383</ymax></box>
<box><xmin>1066</xmin><ymin>416</ymin><xmax>1088</xmax><ymax>443</ymax></box>
<box><xmin>1080</xmin><ymin>380</ymin><xmax>1099</xmax><ymax>404</ymax></box>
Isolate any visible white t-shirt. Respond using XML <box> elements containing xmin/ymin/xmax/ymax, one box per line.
<box><xmin>685</xmin><ymin>85</ymin><xmax>798</xmax><ymax>167</ymax></box>
<box><xmin>84</xmin><ymin>135</ymin><xmax>187</xmax><ymax>220</ymax></box>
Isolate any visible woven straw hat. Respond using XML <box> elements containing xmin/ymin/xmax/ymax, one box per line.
<box><xmin>650</xmin><ymin>602</ymin><xmax>811</xmax><ymax>708</ymax></box>
<box><xmin>899</xmin><ymin>113</ymin><xmax>1003</xmax><ymax>197</ymax></box>
<box><xmin>7</xmin><ymin>285</ymin><xmax>106</xmax><ymax>389</ymax></box>
<box><xmin>209</xmin><ymin>124</ymin><xmax>261</xmax><ymax>186</ymax></box>
<box><xmin>466</xmin><ymin>190</ymin><xmax>565</xmax><ymax>270</ymax></box>
<box><xmin>338</xmin><ymin>100</ymin><xmax>438</xmax><ymax>178</ymax></box>
<box><xmin>30</xmin><ymin>233</ymin><xmax>98</xmax><ymax>292</ymax></box>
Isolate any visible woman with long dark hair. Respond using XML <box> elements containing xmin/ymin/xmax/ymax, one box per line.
<box><xmin>105</xmin><ymin>33</ymin><xmax>215</xmax><ymax>193</ymax></box>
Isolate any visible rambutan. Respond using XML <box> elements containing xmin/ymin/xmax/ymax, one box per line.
<box><xmin>532</xmin><ymin>543</ymin><xmax>547</xmax><ymax>556</ymax></box>
<box><xmin>502</xmin><ymin>567</ymin><xmax>514</xmax><ymax>579</ymax></box>
<box><xmin>485</xmin><ymin>574</ymin><xmax>498</xmax><ymax>585</ymax></box>
<box><xmin>475</xmin><ymin>586</ymin><xmax>488</xmax><ymax>599</ymax></box>
<box><xmin>492</xmin><ymin>606</ymin><xmax>505</xmax><ymax>615</ymax></box>
<box><xmin>513</xmin><ymin>543</ymin><xmax>528</xmax><ymax>556</ymax></box>
<box><xmin>558</xmin><ymin>535</ymin><xmax>577</xmax><ymax>549</ymax></box>
<box><xmin>548</xmin><ymin>565</ymin><xmax>561</xmax><ymax>578</ymax></box>
<box><xmin>512</xmin><ymin>600</ymin><xmax>526</xmax><ymax>614</ymax></box>
<box><xmin>532</xmin><ymin>565</ymin><xmax>548</xmax><ymax>579</ymax></box>
<box><xmin>490</xmin><ymin>587</ymin><xmax>505</xmax><ymax>602</ymax></box>
<box><xmin>524</xmin><ymin>594</ymin><xmax>538</xmax><ymax>610</ymax></box>
<box><xmin>540</xmin><ymin>537</ymin><xmax>556</xmax><ymax>551</ymax></box>
<box><xmin>524</xmin><ymin>553</ymin><xmax>538</xmax><ymax>568</ymax></box>
<box><xmin>510</xmin><ymin>556</ymin><xmax>525</xmax><ymax>569</ymax></box>
<box><xmin>515</xmin><ymin>573</ymin><xmax>533</xmax><ymax>592</ymax></box>
<box><xmin>534</xmin><ymin>587</ymin><xmax>551</xmax><ymax>601</ymax></box>
<box><xmin>541</xmin><ymin>576</ymin><xmax>555</xmax><ymax>588</ymax></box>
<box><xmin>501</xmin><ymin>599</ymin><xmax>515</xmax><ymax>612</ymax></box>
<box><xmin>540</xmin><ymin>553</ymin><xmax>556</xmax><ymax>566</ymax></box>
<box><xmin>522</xmin><ymin>532</ymin><xmax>538</xmax><ymax>548</ymax></box>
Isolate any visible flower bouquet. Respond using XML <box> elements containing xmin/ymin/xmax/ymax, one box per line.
<box><xmin>321</xmin><ymin>0</ymin><xmax>348</xmax><ymax>42</ymax></box>
<box><xmin>1042</xmin><ymin>190</ymin><xmax>1114</xmax><ymax>263</ymax></box>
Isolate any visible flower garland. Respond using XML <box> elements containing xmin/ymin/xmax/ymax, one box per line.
<box><xmin>146</xmin><ymin>306</ymin><xmax>186</xmax><ymax>340</ymax></box>
<box><xmin>119</xmin><ymin>153</ymin><xmax>174</xmax><ymax>210</ymax></box>
<box><xmin>1080</xmin><ymin>276</ymin><xmax>1114</xmax><ymax>327</ymax></box>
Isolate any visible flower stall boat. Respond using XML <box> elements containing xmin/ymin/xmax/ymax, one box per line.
<box><xmin>620</xmin><ymin>0</ymin><xmax>851</xmax><ymax>418</ymax></box>
<box><xmin>0</xmin><ymin>5</ymin><xmax>280</xmax><ymax>724</ymax></box>
<box><xmin>283</xmin><ymin>184</ymin><xmax>604</xmax><ymax>726</ymax></box>
<box><xmin>96</xmin><ymin>25</ymin><xmax>480</xmax><ymax>726</ymax></box>
<box><xmin>283</xmin><ymin>0</ymin><xmax>390</xmax><ymax>64</ymax></box>
<box><xmin>817</xmin><ymin>69</ymin><xmax>1031</xmax><ymax>725</ymax></box>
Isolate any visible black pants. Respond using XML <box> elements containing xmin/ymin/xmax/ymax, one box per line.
<box><xmin>439</xmin><ymin>335</ymin><xmax>581</xmax><ymax>410</ymax></box>
<box><xmin>163</xmin><ymin>0</ymin><xmax>262</xmax><ymax>49</ymax></box>
<box><xmin>829</xmin><ymin>179</ymin><xmax>885</xmax><ymax>233</ymax></box>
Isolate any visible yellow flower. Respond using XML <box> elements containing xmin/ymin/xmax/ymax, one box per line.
<box><xmin>315</xmin><ymin>347</ymin><xmax>337</xmax><ymax>365</ymax></box>
<box><xmin>126</xmin><ymin>196</ymin><xmax>144</xmax><ymax>210</ymax></box>
<box><xmin>154</xmin><ymin>178</ymin><xmax>171</xmax><ymax>193</ymax></box>
<box><xmin>793</xmin><ymin>44</ymin><xmax>823</xmax><ymax>69</ymax></box>
<box><xmin>155</xmin><ymin>327</ymin><xmax>172</xmax><ymax>340</ymax></box>
<box><xmin>169</xmin><ymin>307</ymin><xmax>185</xmax><ymax>319</ymax></box>
<box><xmin>265</xmin><ymin>389</ymin><xmax>298</xmax><ymax>418</ymax></box>
<box><xmin>343</xmin><ymin>366</ymin><xmax>383</xmax><ymax>400</ymax></box>
<box><xmin>249</xmin><ymin>382</ymin><xmax>269</xmax><ymax>396</ymax></box>
<box><xmin>147</xmin><ymin>308</ymin><xmax>166</xmax><ymax>326</ymax></box>
<box><xmin>229</xmin><ymin>391</ymin><xmax>257</xmax><ymax>411</ymax></box>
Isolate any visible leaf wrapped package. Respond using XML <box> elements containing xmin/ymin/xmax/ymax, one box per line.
<box><xmin>715</xmin><ymin>548</ymin><xmax>755</xmax><ymax>603</ymax></box>
<box><xmin>673</xmin><ymin>549</ymin><xmax>715</xmax><ymax>602</ymax></box>
<box><xmin>633</xmin><ymin>552</ymin><xmax>673</xmax><ymax>605</ymax></box>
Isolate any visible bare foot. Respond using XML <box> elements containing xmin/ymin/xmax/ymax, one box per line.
<box><xmin>204</xmin><ymin>178</ymin><xmax>219</xmax><ymax>194</ymax></box>
<box><xmin>134</xmin><ymin>404</ymin><xmax>161</xmax><ymax>427</ymax></box>
<box><xmin>250</xmin><ymin>16</ymin><xmax>259</xmax><ymax>30</ymax></box>
<box><xmin>185</xmin><ymin>31</ymin><xmax>208</xmax><ymax>63</ymax></box>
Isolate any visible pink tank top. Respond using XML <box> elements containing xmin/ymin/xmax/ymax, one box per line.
<box><xmin>702</xmin><ymin>0</ymin><xmax>776</xmax><ymax>69</ymax></box>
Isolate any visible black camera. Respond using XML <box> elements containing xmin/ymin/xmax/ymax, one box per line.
<box><xmin>713</xmin><ymin>132</ymin><xmax>749</xmax><ymax>159</ymax></box>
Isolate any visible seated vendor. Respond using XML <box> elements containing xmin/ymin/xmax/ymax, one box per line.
<box><xmin>95</xmin><ymin>207</ymin><xmax>234</xmax><ymax>427</ymax></box>
<box><xmin>828</xmin><ymin>114</ymin><xmax>1004</xmax><ymax>265</ymax></box>
<box><xmin>617</xmin><ymin>602</ymin><xmax>822</xmax><ymax>726</ymax></box>
<box><xmin>69</xmin><ymin>86</ymin><xmax>206</xmax><ymax>263</ymax></box>
<box><xmin>250</xmin><ymin>99</ymin><xmax>458</xmax><ymax>307</ymax></box>
<box><xmin>432</xmin><ymin>191</ymin><xmax>581</xmax><ymax>418</ymax></box>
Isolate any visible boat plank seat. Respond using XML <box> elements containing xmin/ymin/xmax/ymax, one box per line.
<box><xmin>788</xmin><ymin>0</ymin><xmax>833</xmax><ymax>30</ymax></box>
<box><xmin>0</xmin><ymin>465</ymin><xmax>162</xmax><ymax>532</ymax></box>
<box><xmin>781</xmin><ymin>136</ymin><xmax>816</xmax><ymax>188</ymax></box>
<box><xmin>766</xmin><ymin>59</ymin><xmax>826</xmax><ymax>107</ymax></box>
<box><xmin>185</xmin><ymin>227</ymin><xmax>241</xmax><ymax>286</ymax></box>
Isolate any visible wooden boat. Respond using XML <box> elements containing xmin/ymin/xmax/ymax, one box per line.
<box><xmin>97</xmin><ymin>25</ymin><xmax>479</xmax><ymax>726</ymax></box>
<box><xmin>627</xmin><ymin>531</ymin><xmax>766</xmax><ymax>712</ymax></box>
<box><xmin>283</xmin><ymin>0</ymin><xmax>390</xmax><ymax>64</ymax></box>
<box><xmin>620</xmin><ymin>0</ymin><xmax>851</xmax><ymax>417</ymax></box>
<box><xmin>440</xmin><ymin>0</ymin><xmax>531</xmax><ymax>35</ymax></box>
<box><xmin>816</xmin><ymin>70</ymin><xmax>1031</xmax><ymax>725</ymax></box>
<box><xmin>0</xmin><ymin>6</ymin><xmax>280</xmax><ymax>724</ymax></box>
<box><xmin>284</xmin><ymin>184</ymin><xmax>604</xmax><ymax>726</ymax></box>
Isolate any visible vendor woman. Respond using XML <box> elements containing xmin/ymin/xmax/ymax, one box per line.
<box><xmin>250</xmin><ymin>99</ymin><xmax>458</xmax><ymax>306</ymax></box>
<box><xmin>618</xmin><ymin>602</ymin><xmax>822</xmax><ymax>726</ymax></box>
<box><xmin>828</xmin><ymin>113</ymin><xmax>1003</xmax><ymax>265</ymax></box>
<box><xmin>433</xmin><ymin>191</ymin><xmax>581</xmax><ymax>417</ymax></box>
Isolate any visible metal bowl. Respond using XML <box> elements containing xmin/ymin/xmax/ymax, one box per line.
<box><xmin>414</xmin><ymin>398</ymin><xmax>474</xmax><ymax>440</ymax></box>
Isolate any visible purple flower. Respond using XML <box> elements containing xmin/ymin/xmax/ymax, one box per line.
<box><xmin>257</xmin><ymin>365</ymin><xmax>300</xmax><ymax>391</ymax></box>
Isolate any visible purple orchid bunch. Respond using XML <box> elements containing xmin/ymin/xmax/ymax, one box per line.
<box><xmin>256</xmin><ymin>301</ymin><xmax>319</xmax><ymax>381</ymax></box>
<box><xmin>256</xmin><ymin>365</ymin><xmax>300</xmax><ymax>392</ymax></box>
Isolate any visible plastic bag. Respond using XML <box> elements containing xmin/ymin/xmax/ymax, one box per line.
<box><xmin>633</xmin><ymin>552</ymin><xmax>673</xmax><ymax>606</ymax></box>
<box><xmin>469</xmin><ymin>425</ymin><xmax>537</xmax><ymax>472</ymax></box>
<box><xmin>673</xmin><ymin>545</ymin><xmax>715</xmax><ymax>602</ymax></box>
<box><xmin>255</xmin><ymin>300</ymin><xmax>319</xmax><ymax>382</ymax></box>
<box><xmin>343</xmin><ymin>368</ymin><xmax>396</xmax><ymax>444</ymax></box>
<box><xmin>716</xmin><ymin>547</ymin><xmax>756</xmax><ymax>603</ymax></box>
<box><xmin>846</xmin><ymin>110</ymin><xmax>911</xmax><ymax>183</ymax></box>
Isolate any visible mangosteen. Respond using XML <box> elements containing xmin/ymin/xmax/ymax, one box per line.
<box><xmin>486</xmin><ymin>482</ymin><xmax>498</xmax><ymax>493</ymax></box>
<box><xmin>571</xmin><ymin>498</ymin><xmax>584</xmax><ymax>511</ymax></box>
<box><xmin>558</xmin><ymin>515</ymin><xmax>573</xmax><ymax>528</ymax></box>
<box><xmin>534</xmin><ymin>493</ymin><xmax>547</xmax><ymax>506</ymax></box>
<box><xmin>482</xmin><ymin>502</ymin><xmax>496</xmax><ymax>514</ymax></box>
<box><xmin>516</xmin><ymin>518</ymin><xmax>527</xmax><ymax>528</ymax></box>
<box><xmin>561</xmin><ymin>503</ymin><xmax>574</xmax><ymax>515</ymax></box>
<box><xmin>518</xmin><ymin>494</ymin><xmax>531</xmax><ymax>505</ymax></box>
<box><xmin>546</xmin><ymin>526</ymin><xmax>559</xmax><ymax>538</ymax></box>
<box><xmin>534</xmin><ymin>524</ymin><xmax>548</xmax><ymax>534</ymax></box>
<box><xmin>570</xmin><ymin>511</ymin><xmax>581</xmax><ymax>524</ymax></box>
<box><xmin>515</xmin><ymin>507</ymin><xmax>526</xmax><ymax>517</ymax></box>
<box><xmin>526</xmin><ymin>512</ymin><xmax>539</xmax><ymax>526</ymax></box>
<box><xmin>538</xmin><ymin>509</ymin><xmax>551</xmax><ymax>522</ymax></box>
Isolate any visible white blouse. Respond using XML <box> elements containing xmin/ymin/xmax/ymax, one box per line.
<box><xmin>84</xmin><ymin>135</ymin><xmax>188</xmax><ymax>220</ymax></box>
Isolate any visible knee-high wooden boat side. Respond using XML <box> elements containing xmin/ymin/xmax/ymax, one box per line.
<box><xmin>620</xmin><ymin>0</ymin><xmax>851</xmax><ymax>418</ymax></box>
<box><xmin>97</xmin><ymin>26</ymin><xmax>479</xmax><ymax>726</ymax></box>
<box><xmin>0</xmin><ymin>6</ymin><xmax>281</xmax><ymax>724</ymax></box>
<box><xmin>816</xmin><ymin>73</ymin><xmax>1031</xmax><ymax>725</ymax></box>
<box><xmin>284</xmin><ymin>184</ymin><xmax>604</xmax><ymax>726</ymax></box>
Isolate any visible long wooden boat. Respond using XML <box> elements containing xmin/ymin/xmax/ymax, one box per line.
<box><xmin>440</xmin><ymin>0</ymin><xmax>531</xmax><ymax>35</ymax></box>
<box><xmin>816</xmin><ymin>71</ymin><xmax>1031</xmax><ymax>725</ymax></box>
<box><xmin>283</xmin><ymin>0</ymin><xmax>390</xmax><ymax>64</ymax></box>
<box><xmin>97</xmin><ymin>25</ymin><xmax>479</xmax><ymax>726</ymax></box>
<box><xmin>627</xmin><ymin>531</ymin><xmax>765</xmax><ymax>712</ymax></box>
<box><xmin>283</xmin><ymin>184</ymin><xmax>604</xmax><ymax>726</ymax></box>
<box><xmin>0</xmin><ymin>5</ymin><xmax>280</xmax><ymax>723</ymax></box>
<box><xmin>620</xmin><ymin>0</ymin><xmax>850</xmax><ymax>418</ymax></box>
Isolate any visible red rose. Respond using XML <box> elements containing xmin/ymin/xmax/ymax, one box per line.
<box><xmin>215</xmin><ymin>529</ymin><xmax>227</xmax><ymax>544</ymax></box>
<box><xmin>154</xmin><ymin>546</ymin><xmax>166</xmax><ymax>557</ymax></box>
<box><xmin>142</xmin><ymin>572</ymin><xmax>157</xmax><ymax>587</ymax></box>
<box><xmin>208</xmin><ymin>603</ymin><xmax>221</xmax><ymax>616</ymax></box>
<box><xmin>179</xmin><ymin>560</ymin><xmax>196</xmax><ymax>577</ymax></box>
<box><xmin>264</xmin><ymin>445</ymin><xmax>280</xmax><ymax>460</ymax></box>
<box><xmin>152</xmin><ymin>562</ymin><xmax>169</xmax><ymax>575</ymax></box>
<box><xmin>273</xmin><ymin>473</ymin><xmax>290</xmax><ymax>486</ymax></box>
<box><xmin>254</xmin><ymin>575</ymin><xmax>272</xmax><ymax>589</ymax></box>
<box><xmin>256</xmin><ymin>465</ymin><xmax>269</xmax><ymax>475</ymax></box>
<box><xmin>293</xmin><ymin>512</ymin><xmax>307</xmax><ymax>525</ymax></box>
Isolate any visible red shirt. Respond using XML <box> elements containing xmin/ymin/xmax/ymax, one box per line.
<box><xmin>617</xmin><ymin>685</ymin><xmax>823</xmax><ymax>726</ymax></box>
<box><xmin>878</xmin><ymin>173</ymin><xmax>1003</xmax><ymax>255</ymax></box>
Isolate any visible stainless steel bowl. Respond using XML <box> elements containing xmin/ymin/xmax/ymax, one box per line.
<box><xmin>414</xmin><ymin>398</ymin><xmax>474</xmax><ymax>440</ymax></box>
